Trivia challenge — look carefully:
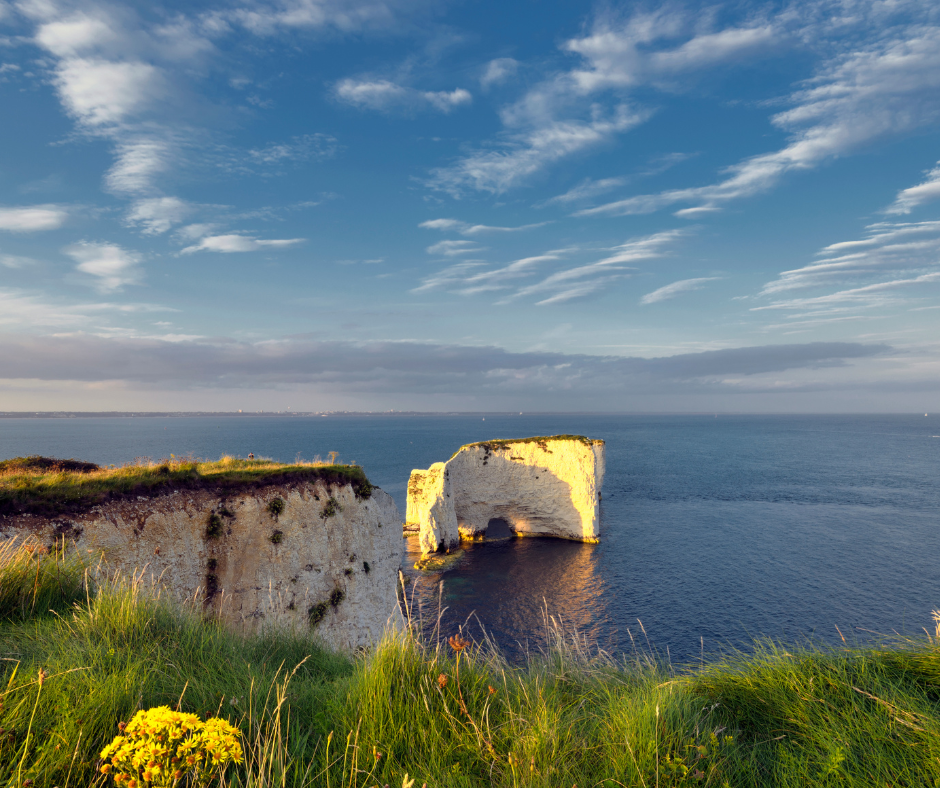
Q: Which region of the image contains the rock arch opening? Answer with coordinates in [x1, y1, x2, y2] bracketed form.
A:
[485, 517, 514, 539]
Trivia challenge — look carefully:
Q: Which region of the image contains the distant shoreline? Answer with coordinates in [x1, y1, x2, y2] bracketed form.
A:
[0, 411, 925, 418]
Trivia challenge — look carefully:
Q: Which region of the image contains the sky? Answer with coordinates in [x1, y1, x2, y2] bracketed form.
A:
[1, 0, 939, 412]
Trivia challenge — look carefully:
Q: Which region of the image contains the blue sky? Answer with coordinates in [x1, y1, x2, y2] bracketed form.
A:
[1, 0, 939, 412]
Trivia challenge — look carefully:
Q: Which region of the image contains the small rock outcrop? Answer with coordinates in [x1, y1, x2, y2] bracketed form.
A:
[1, 480, 403, 651]
[406, 435, 605, 555]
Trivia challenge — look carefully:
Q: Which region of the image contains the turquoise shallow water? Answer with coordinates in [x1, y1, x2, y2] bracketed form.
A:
[1, 413, 938, 663]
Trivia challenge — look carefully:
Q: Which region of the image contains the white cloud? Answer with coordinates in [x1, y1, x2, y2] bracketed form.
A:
[125, 197, 191, 235]
[415, 229, 686, 305]
[480, 57, 518, 89]
[425, 239, 482, 257]
[641, 277, 719, 304]
[35, 13, 118, 57]
[541, 177, 626, 206]
[753, 273, 940, 312]
[419, 218, 548, 236]
[180, 234, 304, 254]
[428, 106, 647, 195]
[334, 78, 471, 113]
[414, 253, 562, 295]
[510, 229, 685, 305]
[753, 218, 940, 318]
[105, 136, 175, 195]
[886, 161, 940, 214]
[64, 241, 143, 291]
[565, 12, 777, 93]
[580, 21, 940, 217]
[761, 220, 940, 296]
[0, 255, 38, 268]
[0, 289, 88, 328]
[225, 0, 398, 36]
[53, 57, 164, 127]
[0, 204, 67, 231]
[247, 133, 338, 165]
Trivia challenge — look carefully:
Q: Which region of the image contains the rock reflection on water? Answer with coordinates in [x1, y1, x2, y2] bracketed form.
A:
[401, 534, 609, 660]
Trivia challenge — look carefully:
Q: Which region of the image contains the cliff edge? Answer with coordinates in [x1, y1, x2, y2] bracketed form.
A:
[0, 457, 403, 651]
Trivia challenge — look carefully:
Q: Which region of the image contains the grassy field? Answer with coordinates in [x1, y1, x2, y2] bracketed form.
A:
[0, 456, 373, 517]
[1, 541, 940, 787]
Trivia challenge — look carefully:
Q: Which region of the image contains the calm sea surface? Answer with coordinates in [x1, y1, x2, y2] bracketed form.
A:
[2, 414, 938, 663]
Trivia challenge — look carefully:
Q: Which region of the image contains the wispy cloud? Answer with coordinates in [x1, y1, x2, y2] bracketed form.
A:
[480, 57, 518, 89]
[335, 78, 471, 113]
[427, 106, 647, 195]
[246, 133, 339, 165]
[753, 273, 940, 312]
[427, 7, 786, 197]
[580, 19, 940, 217]
[125, 196, 191, 235]
[416, 228, 687, 305]
[180, 234, 305, 254]
[0, 204, 68, 231]
[510, 230, 685, 305]
[0, 255, 38, 268]
[540, 177, 627, 206]
[760, 220, 940, 296]
[64, 241, 143, 291]
[425, 239, 483, 257]
[886, 161, 940, 215]
[754, 219, 940, 317]
[641, 277, 719, 304]
[419, 218, 548, 236]
[413, 253, 562, 295]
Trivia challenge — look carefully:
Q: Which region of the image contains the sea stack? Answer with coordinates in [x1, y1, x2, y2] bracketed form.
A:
[406, 435, 605, 555]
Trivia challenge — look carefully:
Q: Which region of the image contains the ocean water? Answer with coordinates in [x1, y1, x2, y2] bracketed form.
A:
[1, 414, 938, 664]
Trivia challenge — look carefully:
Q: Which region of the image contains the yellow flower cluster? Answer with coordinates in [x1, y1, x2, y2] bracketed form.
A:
[100, 706, 243, 787]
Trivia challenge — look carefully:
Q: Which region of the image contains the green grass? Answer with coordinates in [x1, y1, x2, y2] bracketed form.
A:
[2, 542, 940, 787]
[451, 435, 604, 459]
[0, 455, 374, 517]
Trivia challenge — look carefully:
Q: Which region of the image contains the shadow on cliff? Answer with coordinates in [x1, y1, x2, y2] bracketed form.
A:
[452, 451, 588, 542]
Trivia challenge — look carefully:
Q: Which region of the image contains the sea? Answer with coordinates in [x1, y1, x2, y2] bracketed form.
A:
[2, 413, 938, 665]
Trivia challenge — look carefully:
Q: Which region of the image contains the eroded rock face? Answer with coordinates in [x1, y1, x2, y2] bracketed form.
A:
[406, 436, 605, 554]
[0, 481, 403, 652]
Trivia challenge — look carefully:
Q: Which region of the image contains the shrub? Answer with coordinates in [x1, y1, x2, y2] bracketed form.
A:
[308, 601, 329, 627]
[205, 514, 223, 539]
[267, 498, 285, 518]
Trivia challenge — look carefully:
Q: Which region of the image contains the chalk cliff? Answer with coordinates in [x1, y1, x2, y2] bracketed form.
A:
[1, 480, 403, 651]
[405, 436, 605, 555]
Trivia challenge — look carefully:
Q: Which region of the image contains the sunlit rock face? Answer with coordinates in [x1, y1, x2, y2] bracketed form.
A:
[406, 436, 605, 555]
[1, 482, 403, 652]
[405, 462, 458, 555]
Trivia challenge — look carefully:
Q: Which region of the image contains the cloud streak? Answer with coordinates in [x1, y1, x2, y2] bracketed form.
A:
[419, 218, 548, 236]
[641, 277, 719, 304]
[335, 78, 471, 113]
[0, 205, 68, 232]
[580, 18, 940, 217]
[64, 242, 143, 291]
[180, 234, 305, 254]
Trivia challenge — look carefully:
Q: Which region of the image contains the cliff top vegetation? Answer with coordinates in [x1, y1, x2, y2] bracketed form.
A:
[453, 434, 603, 458]
[0, 455, 373, 517]
[3, 539, 940, 787]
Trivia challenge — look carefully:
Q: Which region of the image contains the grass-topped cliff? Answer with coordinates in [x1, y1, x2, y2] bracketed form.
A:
[451, 434, 603, 459]
[2, 540, 939, 787]
[0, 455, 373, 517]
